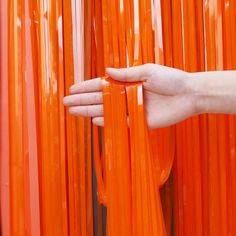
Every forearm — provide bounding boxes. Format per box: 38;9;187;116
190;71;236;115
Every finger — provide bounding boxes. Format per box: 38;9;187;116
69;77;103;94
106;64;150;82
69;105;103;117
92;117;104;126
63;92;102;106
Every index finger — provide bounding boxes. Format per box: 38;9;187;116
69;77;103;94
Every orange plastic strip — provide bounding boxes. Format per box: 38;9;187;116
8;0;28;233
222;1;236;235
102;80;132;236
0;0;10;234
25;0;41;234
204;2;222;235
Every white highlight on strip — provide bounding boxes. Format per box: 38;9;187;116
137;85;143;106
71;0;84;83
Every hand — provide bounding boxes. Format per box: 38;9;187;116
63;64;198;128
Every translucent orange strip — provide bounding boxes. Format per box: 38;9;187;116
73;0;84;84
72;1;92;235
204;2;222;235
57;0;69;234
139;0;148;63
93;125;106;205
93;1;109;213
48;7;63;230
213;1;228;235
122;1;140;231
108;4;136;233
101;0;110;67
92;125;104;235
124;0;134;66
153;0;164;64
92;1;105;234
85;3;94;236
118;0;126;67
102;80;132;236
99;2;124;234
46;5;59;232
129;1;174;234
203;2;227;235
46;1;66;234
171;3;189;234
228;3;236;235
229;0;236;233
96;0;111;206
200;3;212;236
127;84;168;236
37;0;51;233
0;0;10;234
131;3;150;235
187;1;203;235
76;118;87;236
194;2;209;236
154;1;176;234
133;0;142;65
176;1;195;235
141;1;174;234
195;0;205;71
25;0;41;234
152;0;175;207
216;114;229;236
107;0;118;67
105;0;114;67
94;0;105;76
145;0;154;62
37;1;64;234
152;0;174;186
62;0;79;234
161;0;173;67
8;0;27;233
222;1;236;235
139;0;154;63
182;1;203;235
129;85;149;236
22;4;32;232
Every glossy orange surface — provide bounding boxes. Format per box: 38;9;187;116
1;0;236;235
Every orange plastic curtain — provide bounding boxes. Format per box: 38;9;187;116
1;0;236;236
93;78;172;235
0;0;93;235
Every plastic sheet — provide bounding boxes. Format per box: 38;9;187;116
1;0;236;235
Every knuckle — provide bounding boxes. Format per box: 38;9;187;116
69;107;77;115
95;92;102;103
144;63;154;71
76;94;82;104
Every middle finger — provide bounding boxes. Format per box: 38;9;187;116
63;92;103;106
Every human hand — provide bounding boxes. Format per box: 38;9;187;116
63;64;198;128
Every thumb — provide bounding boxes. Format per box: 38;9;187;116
106;64;149;82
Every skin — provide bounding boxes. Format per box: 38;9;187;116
63;63;236;129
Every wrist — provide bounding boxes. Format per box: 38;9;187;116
187;72;209;115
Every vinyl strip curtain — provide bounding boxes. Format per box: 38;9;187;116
1;0;236;236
